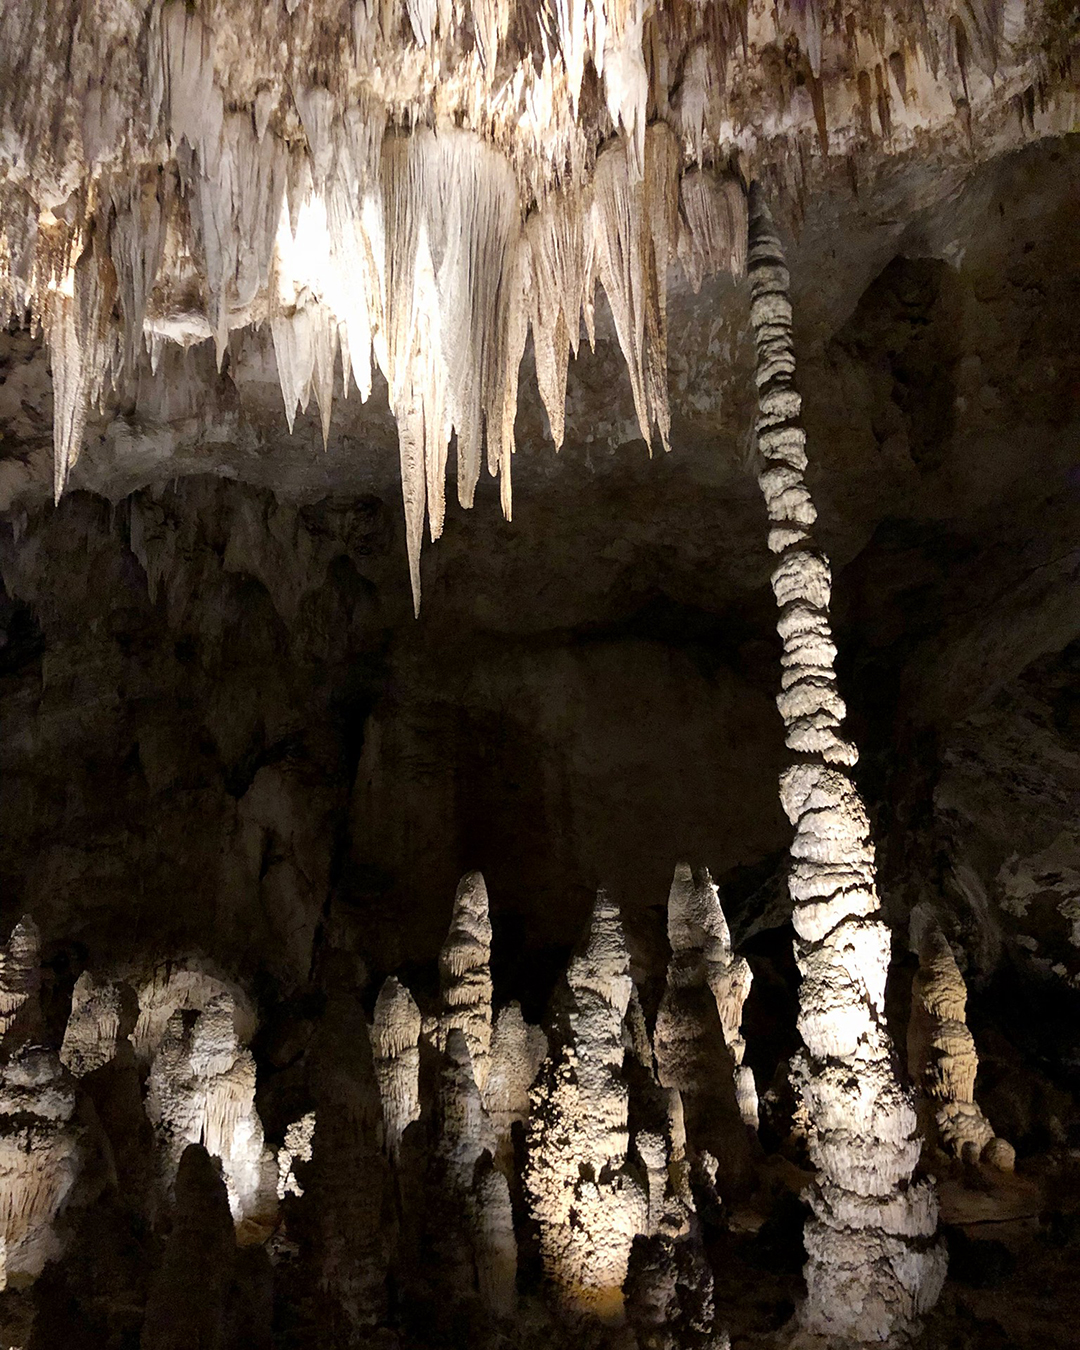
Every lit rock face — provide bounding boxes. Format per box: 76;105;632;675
0;918;82;1290
526;889;647;1323
665;862;757;1128
131;962;256;1066
60;971;128;1079
748;189;946;1342
908;911;1014;1170
371;975;422;1156
144;993;276;1227
437;870;494;1093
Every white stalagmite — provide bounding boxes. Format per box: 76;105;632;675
484;1000;547;1169
277;1111;317;1200
665;862;757;1128
747;187;946;1342
525;890;647;1322
60;971;125;1078
908;911;1014;1170
145;993;276;1228
437;871;494;1094
371;975;422;1156
0;915;41;1043
437;1028;518;1317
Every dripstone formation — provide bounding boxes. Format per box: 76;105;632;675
747;188;946;1342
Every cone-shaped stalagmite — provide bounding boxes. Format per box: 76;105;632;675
908;911;1014;1169
747;187;946;1342
438;871;494;1093
526;890;647;1323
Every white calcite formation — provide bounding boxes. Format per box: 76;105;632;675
526;890;647;1323
59;971;127;1079
144;993;276;1227
3;0;1064;606
748;188;946;1342
277;1111;317;1201
437;871;494;1093
666;863;757;1128
371;975;422;1156
484;1001;547;1170
0;917;41;1044
908;912;1014;1170
131;962;256;1065
436;1027;517;1317
0;919;82;1290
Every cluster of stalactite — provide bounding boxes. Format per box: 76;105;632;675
1;0;1072;604
747;186;947;1342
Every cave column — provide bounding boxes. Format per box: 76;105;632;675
746;186;946;1343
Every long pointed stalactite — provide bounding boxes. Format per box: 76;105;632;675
746;185;947;1343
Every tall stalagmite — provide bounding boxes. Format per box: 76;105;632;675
907;911;1013;1169
525;890;647;1323
746;187;946;1342
437;871;494;1093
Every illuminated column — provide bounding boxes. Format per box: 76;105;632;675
747;186;946;1342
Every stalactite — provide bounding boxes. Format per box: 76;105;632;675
746;185;947;1343
525;890;647;1323
908;910;1014;1169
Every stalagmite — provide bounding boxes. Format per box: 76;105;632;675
60;972;126;1078
144;993;276;1227
298;981;393;1337
434;1028;517;1316
665;863;758;1128
140;1144;236;1350
0;919;82;1290
747;187;946;1342
484;1001;547;1170
908;911;1014;1169
437;871;494;1094
0;916;41;1043
371;976;422;1156
526;890;647;1322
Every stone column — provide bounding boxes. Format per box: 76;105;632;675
747;185;945;1343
